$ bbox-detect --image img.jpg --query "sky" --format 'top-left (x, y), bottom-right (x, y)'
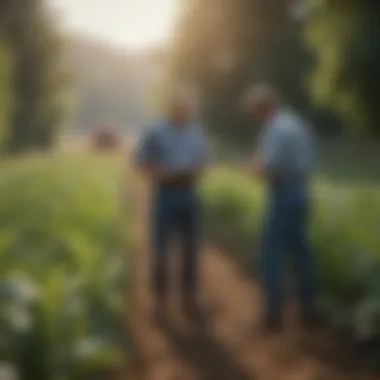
top-left (52, 0), bottom-right (179, 50)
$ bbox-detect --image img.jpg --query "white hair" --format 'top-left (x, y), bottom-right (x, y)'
top-left (241, 83), bottom-right (278, 110)
top-left (167, 84), bottom-right (199, 114)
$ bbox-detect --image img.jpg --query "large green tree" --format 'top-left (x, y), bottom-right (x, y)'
top-left (171, 0), bottom-right (311, 147)
top-left (0, 0), bottom-right (67, 153)
top-left (0, 39), bottom-right (12, 150)
top-left (306, 0), bottom-right (380, 137)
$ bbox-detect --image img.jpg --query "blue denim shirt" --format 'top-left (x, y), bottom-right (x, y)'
top-left (134, 120), bottom-right (211, 170)
top-left (257, 108), bottom-right (316, 180)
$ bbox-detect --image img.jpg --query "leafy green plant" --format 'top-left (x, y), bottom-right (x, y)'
top-left (202, 169), bottom-right (380, 339)
top-left (0, 153), bottom-right (130, 379)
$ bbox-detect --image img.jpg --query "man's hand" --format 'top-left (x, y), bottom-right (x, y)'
top-left (246, 155), bottom-right (265, 178)
top-left (137, 164), bottom-right (175, 181)
top-left (190, 162), bottom-right (207, 176)
top-left (153, 165), bottom-right (180, 181)
top-left (169, 164), bottom-right (206, 182)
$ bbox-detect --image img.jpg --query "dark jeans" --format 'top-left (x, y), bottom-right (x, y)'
top-left (151, 186), bottom-right (200, 300)
top-left (260, 182), bottom-right (317, 317)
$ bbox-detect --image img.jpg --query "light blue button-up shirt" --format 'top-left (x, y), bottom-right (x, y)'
top-left (134, 120), bottom-right (211, 170)
top-left (257, 108), bottom-right (316, 178)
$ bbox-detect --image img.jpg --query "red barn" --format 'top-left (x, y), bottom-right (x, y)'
top-left (91, 126), bottom-right (120, 152)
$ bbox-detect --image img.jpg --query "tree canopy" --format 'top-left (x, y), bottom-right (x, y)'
top-left (0, 0), bottom-right (67, 153)
top-left (306, 0), bottom-right (380, 137)
top-left (171, 0), bottom-right (380, 144)
top-left (171, 0), bottom-right (311, 146)
top-left (0, 39), bottom-right (12, 150)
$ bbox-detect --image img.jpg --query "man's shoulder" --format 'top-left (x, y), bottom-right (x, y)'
top-left (273, 109), bottom-right (311, 136)
top-left (141, 121), bottom-right (168, 139)
top-left (273, 108), bottom-right (299, 126)
top-left (190, 123), bottom-right (206, 135)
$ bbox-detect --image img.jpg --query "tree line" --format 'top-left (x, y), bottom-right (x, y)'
top-left (0, 0), bottom-right (67, 153)
top-left (170, 0), bottom-right (380, 147)
top-left (0, 0), bottom-right (379, 153)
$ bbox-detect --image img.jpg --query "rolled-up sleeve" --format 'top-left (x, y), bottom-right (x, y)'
top-left (258, 126), bottom-right (287, 172)
top-left (133, 128), bottom-right (158, 166)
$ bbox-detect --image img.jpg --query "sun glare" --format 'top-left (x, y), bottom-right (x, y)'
top-left (53, 0), bottom-right (178, 51)
top-left (123, 0), bottom-right (178, 50)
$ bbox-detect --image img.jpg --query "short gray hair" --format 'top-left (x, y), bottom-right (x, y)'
top-left (168, 84), bottom-right (198, 112)
top-left (241, 83), bottom-right (278, 110)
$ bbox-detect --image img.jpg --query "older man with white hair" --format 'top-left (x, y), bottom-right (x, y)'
top-left (243, 84), bottom-right (320, 332)
top-left (134, 86), bottom-right (210, 319)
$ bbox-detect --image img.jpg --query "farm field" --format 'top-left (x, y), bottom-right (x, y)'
top-left (129, 160), bottom-right (380, 380)
top-left (2, 0), bottom-right (379, 377)
top-left (0, 150), bottom-right (131, 379)
top-left (1, 138), bottom-right (380, 380)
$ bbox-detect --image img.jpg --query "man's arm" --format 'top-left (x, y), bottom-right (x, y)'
top-left (133, 128), bottom-right (174, 181)
top-left (137, 162), bottom-right (175, 181)
top-left (247, 126), bottom-right (285, 180)
top-left (246, 154), bottom-right (265, 178)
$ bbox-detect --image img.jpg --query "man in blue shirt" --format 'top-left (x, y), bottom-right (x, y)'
top-left (243, 84), bottom-right (320, 332)
top-left (134, 89), bottom-right (210, 318)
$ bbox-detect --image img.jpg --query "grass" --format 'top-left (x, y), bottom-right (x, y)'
top-left (2, 132), bottom-right (378, 376)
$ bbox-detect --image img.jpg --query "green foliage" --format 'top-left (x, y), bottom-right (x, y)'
top-left (0, 153), bottom-right (130, 379)
top-left (0, 38), bottom-right (12, 150)
top-left (202, 169), bottom-right (380, 340)
top-left (306, 0), bottom-right (380, 136)
top-left (202, 170), bottom-right (264, 267)
top-left (0, 0), bottom-right (68, 153)
top-left (171, 0), bottom-right (312, 146)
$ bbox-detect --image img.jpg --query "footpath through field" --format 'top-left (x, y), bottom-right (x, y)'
top-left (126, 166), bottom-right (378, 380)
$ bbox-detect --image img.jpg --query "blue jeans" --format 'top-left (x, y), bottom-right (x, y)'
top-left (151, 186), bottom-right (200, 299)
top-left (260, 182), bottom-right (317, 317)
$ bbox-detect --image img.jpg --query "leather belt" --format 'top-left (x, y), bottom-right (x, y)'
top-left (158, 173), bottom-right (196, 189)
top-left (268, 174), bottom-right (307, 187)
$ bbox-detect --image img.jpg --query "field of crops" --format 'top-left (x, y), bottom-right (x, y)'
top-left (202, 169), bottom-right (380, 342)
top-left (0, 152), bottom-right (130, 380)
top-left (2, 141), bottom-right (379, 378)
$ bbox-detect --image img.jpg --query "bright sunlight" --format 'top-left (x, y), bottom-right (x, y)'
top-left (53, 0), bottom-right (178, 50)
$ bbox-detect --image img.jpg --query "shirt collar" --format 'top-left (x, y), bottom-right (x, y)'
top-left (266, 107), bottom-right (289, 127)
top-left (167, 121), bottom-right (193, 132)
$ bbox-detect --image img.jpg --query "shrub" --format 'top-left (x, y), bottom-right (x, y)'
top-left (0, 153), bottom-right (130, 379)
top-left (202, 169), bottom-right (380, 340)
top-left (201, 169), bottom-right (264, 269)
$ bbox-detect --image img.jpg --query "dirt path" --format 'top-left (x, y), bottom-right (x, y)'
top-left (126, 170), bottom-right (378, 380)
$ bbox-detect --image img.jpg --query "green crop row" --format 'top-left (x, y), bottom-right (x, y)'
top-left (0, 153), bottom-right (130, 380)
top-left (202, 169), bottom-right (380, 341)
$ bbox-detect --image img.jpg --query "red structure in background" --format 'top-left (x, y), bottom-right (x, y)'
top-left (91, 126), bottom-right (120, 152)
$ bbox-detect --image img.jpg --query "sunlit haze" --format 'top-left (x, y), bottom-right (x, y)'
top-left (52, 0), bottom-right (178, 50)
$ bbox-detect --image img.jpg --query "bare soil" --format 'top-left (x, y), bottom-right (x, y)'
top-left (124, 169), bottom-right (379, 380)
